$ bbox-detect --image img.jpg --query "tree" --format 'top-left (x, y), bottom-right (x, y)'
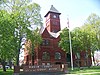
top-left (81, 13), bottom-right (100, 56)
top-left (0, 0), bottom-right (43, 67)
top-left (0, 10), bottom-right (16, 71)
top-left (71, 27), bottom-right (82, 52)
top-left (85, 13), bottom-right (100, 50)
top-left (83, 13), bottom-right (100, 66)
top-left (72, 13), bottom-right (100, 67)
top-left (59, 28), bottom-right (70, 53)
top-left (26, 28), bottom-right (42, 65)
top-left (59, 13), bottom-right (100, 67)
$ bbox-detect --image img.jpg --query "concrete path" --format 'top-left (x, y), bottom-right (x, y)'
top-left (76, 72), bottom-right (100, 75)
top-left (67, 72), bottom-right (100, 75)
top-left (20, 72), bottom-right (67, 75)
top-left (19, 71), bottom-right (100, 75)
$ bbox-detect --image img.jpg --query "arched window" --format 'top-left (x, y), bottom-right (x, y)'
top-left (55, 52), bottom-right (61, 60)
top-left (42, 52), bottom-right (50, 60)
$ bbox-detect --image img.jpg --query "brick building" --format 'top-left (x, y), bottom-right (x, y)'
top-left (23, 5), bottom-right (92, 67)
top-left (24, 5), bottom-right (66, 66)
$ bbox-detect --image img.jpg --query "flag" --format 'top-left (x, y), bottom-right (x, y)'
top-left (67, 18), bottom-right (69, 28)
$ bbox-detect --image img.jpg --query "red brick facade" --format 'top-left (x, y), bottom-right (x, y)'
top-left (24, 5), bottom-right (66, 66)
top-left (34, 5), bottom-right (66, 65)
top-left (72, 50), bottom-right (92, 67)
top-left (23, 5), bottom-right (92, 67)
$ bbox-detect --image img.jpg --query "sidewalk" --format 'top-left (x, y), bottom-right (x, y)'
top-left (66, 72), bottom-right (100, 75)
top-left (19, 71), bottom-right (100, 75)
top-left (78, 72), bottom-right (100, 75)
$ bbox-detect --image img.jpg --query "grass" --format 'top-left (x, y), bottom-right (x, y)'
top-left (0, 66), bottom-right (100, 75)
top-left (0, 69), bottom-right (13, 75)
top-left (69, 66), bottom-right (100, 75)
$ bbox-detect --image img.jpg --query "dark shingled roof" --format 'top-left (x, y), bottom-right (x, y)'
top-left (44, 5), bottom-right (61, 17)
top-left (49, 5), bottom-right (60, 13)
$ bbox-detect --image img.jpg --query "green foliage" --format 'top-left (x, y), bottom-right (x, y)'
top-left (27, 28), bottom-right (42, 47)
top-left (59, 13), bottom-right (100, 55)
top-left (0, 10), bottom-right (17, 71)
top-left (71, 27), bottom-right (83, 52)
top-left (84, 13), bottom-right (100, 51)
top-left (0, 0), bottom-right (43, 67)
top-left (59, 28), bottom-right (69, 53)
top-left (0, 10), bottom-right (16, 61)
top-left (85, 13), bottom-right (100, 26)
top-left (26, 28), bottom-right (42, 55)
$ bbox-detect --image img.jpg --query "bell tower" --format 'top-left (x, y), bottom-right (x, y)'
top-left (44, 5), bottom-right (61, 33)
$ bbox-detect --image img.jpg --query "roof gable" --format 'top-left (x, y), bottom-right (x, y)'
top-left (42, 28), bottom-right (51, 38)
top-left (41, 26), bottom-right (61, 38)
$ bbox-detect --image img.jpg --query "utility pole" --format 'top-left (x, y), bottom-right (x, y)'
top-left (67, 18), bottom-right (73, 70)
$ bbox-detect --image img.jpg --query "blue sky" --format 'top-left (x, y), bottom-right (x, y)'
top-left (32, 0), bottom-right (100, 30)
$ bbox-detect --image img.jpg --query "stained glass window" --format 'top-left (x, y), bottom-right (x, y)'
top-left (42, 52), bottom-right (50, 60)
top-left (55, 52), bottom-right (61, 60)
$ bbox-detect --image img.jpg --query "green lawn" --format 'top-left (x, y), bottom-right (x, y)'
top-left (0, 66), bottom-right (100, 75)
top-left (0, 69), bottom-right (13, 75)
top-left (69, 66), bottom-right (100, 75)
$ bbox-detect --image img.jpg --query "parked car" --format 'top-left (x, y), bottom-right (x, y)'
top-left (5, 65), bottom-right (10, 69)
top-left (97, 62), bottom-right (100, 66)
top-left (0, 65), bottom-right (2, 68)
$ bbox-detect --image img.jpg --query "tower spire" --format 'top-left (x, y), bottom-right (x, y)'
top-left (49, 5), bottom-right (60, 13)
top-left (44, 5), bottom-right (61, 17)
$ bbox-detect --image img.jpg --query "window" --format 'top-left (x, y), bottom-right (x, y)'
top-left (42, 39), bottom-right (50, 46)
top-left (42, 52), bottom-right (50, 60)
top-left (52, 21), bottom-right (58, 25)
top-left (55, 52), bottom-right (61, 60)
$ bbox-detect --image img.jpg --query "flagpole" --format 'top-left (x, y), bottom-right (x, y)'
top-left (67, 18), bottom-right (73, 70)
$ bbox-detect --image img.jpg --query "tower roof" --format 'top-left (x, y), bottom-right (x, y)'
top-left (44, 5), bottom-right (61, 17)
top-left (50, 5), bottom-right (60, 13)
